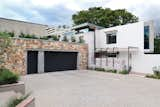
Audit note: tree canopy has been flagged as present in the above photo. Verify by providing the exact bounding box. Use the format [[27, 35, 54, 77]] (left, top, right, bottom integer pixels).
[[72, 7, 139, 28]]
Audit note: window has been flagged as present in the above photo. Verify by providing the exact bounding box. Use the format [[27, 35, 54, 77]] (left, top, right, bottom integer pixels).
[[144, 26, 150, 49], [106, 33, 117, 44]]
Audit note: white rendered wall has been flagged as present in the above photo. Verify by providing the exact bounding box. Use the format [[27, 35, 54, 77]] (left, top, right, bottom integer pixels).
[[95, 22, 144, 50], [95, 22, 160, 74], [132, 52, 160, 74]]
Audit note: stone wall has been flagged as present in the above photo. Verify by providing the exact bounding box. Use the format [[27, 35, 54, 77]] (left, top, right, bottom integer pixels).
[[3, 38, 88, 75]]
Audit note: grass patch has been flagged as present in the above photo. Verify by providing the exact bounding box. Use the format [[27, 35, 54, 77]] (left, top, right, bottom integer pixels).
[[0, 68, 19, 85], [146, 74, 160, 79], [8, 93, 30, 107]]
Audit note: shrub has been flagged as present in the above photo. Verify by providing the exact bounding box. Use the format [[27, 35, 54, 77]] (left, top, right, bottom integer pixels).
[[0, 32, 14, 37], [107, 69, 117, 73], [78, 36, 85, 43], [119, 70, 129, 74], [95, 67, 106, 71], [62, 36, 68, 42], [146, 74, 160, 79], [40, 36, 49, 40], [71, 36, 76, 42], [0, 68, 19, 85], [19, 33, 38, 39], [51, 35, 60, 41], [8, 32, 15, 37]]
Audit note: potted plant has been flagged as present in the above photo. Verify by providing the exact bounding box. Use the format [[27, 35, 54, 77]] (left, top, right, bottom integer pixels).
[[71, 36, 76, 42], [78, 36, 85, 43], [146, 66, 160, 79], [62, 36, 68, 42], [152, 66, 160, 76]]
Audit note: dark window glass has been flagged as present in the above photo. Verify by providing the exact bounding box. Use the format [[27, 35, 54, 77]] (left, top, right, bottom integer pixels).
[[107, 53, 117, 57], [106, 33, 116, 44], [94, 52, 117, 58], [144, 26, 150, 49]]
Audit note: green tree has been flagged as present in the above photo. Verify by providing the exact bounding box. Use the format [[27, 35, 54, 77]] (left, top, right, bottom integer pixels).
[[154, 38, 160, 53], [72, 7, 138, 28]]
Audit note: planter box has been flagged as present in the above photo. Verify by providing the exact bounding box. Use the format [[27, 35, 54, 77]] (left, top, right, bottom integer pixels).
[[0, 82, 25, 94], [16, 96, 35, 107]]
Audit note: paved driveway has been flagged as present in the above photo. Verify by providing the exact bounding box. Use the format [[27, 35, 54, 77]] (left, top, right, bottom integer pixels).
[[22, 70, 160, 107]]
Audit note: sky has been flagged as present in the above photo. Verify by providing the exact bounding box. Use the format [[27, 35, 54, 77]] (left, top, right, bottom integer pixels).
[[0, 0, 160, 26]]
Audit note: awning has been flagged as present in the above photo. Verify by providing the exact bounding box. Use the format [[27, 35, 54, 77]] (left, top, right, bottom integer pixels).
[[95, 47, 138, 53]]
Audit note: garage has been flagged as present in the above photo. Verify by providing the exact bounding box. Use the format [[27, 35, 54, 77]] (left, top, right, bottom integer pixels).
[[44, 51, 78, 72], [27, 51, 38, 74]]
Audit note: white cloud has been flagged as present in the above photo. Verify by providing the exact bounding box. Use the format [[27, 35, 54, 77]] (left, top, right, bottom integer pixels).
[[105, 0, 145, 9], [29, 0, 61, 7], [65, 2, 81, 11], [0, 0, 160, 25]]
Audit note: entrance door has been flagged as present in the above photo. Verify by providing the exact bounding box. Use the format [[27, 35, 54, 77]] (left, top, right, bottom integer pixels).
[[27, 51, 38, 74]]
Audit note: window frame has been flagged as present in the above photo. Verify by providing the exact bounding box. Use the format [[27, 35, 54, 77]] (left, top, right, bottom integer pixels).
[[106, 32, 117, 44]]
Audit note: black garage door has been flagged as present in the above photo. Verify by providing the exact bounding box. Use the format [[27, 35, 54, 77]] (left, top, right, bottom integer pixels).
[[27, 51, 38, 74], [44, 51, 78, 72]]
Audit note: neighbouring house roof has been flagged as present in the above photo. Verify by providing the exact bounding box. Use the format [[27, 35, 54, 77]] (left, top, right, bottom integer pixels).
[[0, 17, 48, 26], [72, 23, 104, 31]]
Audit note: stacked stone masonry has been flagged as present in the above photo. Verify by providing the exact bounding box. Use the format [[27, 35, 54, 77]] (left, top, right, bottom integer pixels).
[[3, 38, 88, 75]]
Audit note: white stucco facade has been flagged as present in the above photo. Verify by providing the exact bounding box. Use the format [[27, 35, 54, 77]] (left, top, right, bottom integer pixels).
[[76, 21, 160, 74]]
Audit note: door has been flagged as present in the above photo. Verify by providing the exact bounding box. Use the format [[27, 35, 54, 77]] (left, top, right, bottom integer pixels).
[[27, 51, 38, 74], [44, 51, 78, 72]]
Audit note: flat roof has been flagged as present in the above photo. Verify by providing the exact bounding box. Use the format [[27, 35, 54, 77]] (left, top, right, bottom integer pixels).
[[72, 23, 104, 30]]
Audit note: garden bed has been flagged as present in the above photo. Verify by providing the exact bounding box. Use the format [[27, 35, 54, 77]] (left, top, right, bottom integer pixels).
[[91, 67, 130, 75]]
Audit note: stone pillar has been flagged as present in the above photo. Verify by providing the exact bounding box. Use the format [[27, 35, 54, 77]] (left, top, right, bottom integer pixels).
[[38, 51, 44, 73]]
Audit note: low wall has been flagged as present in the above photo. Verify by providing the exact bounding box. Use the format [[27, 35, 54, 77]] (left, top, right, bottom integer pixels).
[[132, 53, 160, 74], [2, 38, 88, 75]]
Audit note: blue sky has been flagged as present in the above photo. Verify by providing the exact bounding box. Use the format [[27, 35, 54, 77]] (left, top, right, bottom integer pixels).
[[0, 0, 160, 26]]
